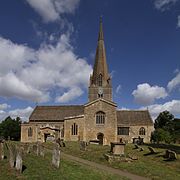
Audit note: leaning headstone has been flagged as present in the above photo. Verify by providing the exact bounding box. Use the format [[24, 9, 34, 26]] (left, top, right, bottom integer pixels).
[[148, 147, 156, 154], [52, 144, 60, 168], [9, 144, 16, 168], [15, 147, 23, 173], [169, 150, 177, 160], [0, 142, 4, 160]]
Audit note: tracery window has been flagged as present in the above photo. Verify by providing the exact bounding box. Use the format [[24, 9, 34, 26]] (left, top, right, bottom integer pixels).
[[98, 74, 102, 86], [139, 127, 145, 135], [96, 111, 105, 124], [28, 127, 33, 137], [71, 123, 78, 135]]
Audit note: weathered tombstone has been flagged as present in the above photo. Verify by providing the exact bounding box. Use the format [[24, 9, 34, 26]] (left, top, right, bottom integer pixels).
[[52, 144, 60, 168], [169, 150, 177, 160], [110, 142, 125, 155], [164, 150, 170, 158], [37, 142, 40, 156], [40, 145, 45, 157], [32, 144, 37, 155], [148, 147, 156, 154], [0, 142, 4, 160], [80, 141, 86, 151], [15, 147, 23, 173], [9, 144, 16, 168]]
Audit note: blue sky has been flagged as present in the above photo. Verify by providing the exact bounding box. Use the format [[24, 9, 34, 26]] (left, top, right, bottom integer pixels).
[[0, 0, 180, 121]]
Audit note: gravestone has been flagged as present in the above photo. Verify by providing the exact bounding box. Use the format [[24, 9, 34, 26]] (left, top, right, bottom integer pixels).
[[110, 142, 126, 155], [32, 144, 38, 155], [169, 150, 177, 160], [148, 147, 156, 154], [80, 141, 86, 151], [40, 145, 45, 157], [15, 147, 23, 173], [52, 144, 60, 168], [0, 142, 4, 160], [9, 144, 16, 168]]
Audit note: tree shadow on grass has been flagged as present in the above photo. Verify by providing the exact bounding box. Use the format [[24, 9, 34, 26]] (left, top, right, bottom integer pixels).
[[144, 143, 180, 154]]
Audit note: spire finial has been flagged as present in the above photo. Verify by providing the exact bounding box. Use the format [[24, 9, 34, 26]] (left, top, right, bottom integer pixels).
[[98, 16, 104, 41]]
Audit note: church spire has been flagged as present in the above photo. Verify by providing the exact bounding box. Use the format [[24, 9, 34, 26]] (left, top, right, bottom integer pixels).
[[91, 17, 110, 86], [88, 18, 112, 102]]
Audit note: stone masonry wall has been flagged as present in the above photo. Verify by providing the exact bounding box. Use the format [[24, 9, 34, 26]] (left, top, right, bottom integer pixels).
[[84, 100, 117, 145]]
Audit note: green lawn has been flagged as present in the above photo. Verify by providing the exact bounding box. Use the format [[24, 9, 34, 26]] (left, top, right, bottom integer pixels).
[[0, 144, 127, 180], [56, 141, 180, 180]]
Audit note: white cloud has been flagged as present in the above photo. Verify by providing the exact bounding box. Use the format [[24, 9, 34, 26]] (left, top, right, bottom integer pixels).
[[0, 103, 10, 110], [178, 15, 180, 27], [55, 87, 83, 103], [116, 84, 122, 94], [146, 100, 180, 119], [132, 83, 168, 105], [0, 34, 92, 103], [167, 72, 180, 91], [154, 0, 178, 10], [26, 0, 80, 23], [0, 106, 33, 122]]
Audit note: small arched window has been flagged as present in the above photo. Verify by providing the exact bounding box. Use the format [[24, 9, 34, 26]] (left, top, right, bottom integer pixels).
[[98, 74, 102, 86], [28, 127, 33, 137], [71, 123, 78, 135], [139, 127, 145, 135], [96, 111, 105, 124]]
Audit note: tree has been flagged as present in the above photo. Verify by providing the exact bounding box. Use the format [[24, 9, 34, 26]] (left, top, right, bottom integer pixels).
[[0, 116, 21, 141], [154, 110, 174, 132]]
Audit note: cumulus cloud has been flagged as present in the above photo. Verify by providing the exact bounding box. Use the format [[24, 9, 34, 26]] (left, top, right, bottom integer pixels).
[[26, 0, 80, 22], [132, 83, 168, 105], [0, 34, 92, 103], [0, 106, 33, 122], [154, 0, 179, 10], [0, 103, 10, 110], [146, 100, 180, 119], [55, 87, 83, 103], [167, 72, 180, 91]]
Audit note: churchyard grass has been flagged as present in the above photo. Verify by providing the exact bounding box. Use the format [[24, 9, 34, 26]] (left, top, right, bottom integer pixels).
[[59, 141, 180, 180], [0, 142, 127, 180]]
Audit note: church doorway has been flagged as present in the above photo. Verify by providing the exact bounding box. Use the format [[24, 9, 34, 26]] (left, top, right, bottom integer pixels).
[[97, 133, 104, 145]]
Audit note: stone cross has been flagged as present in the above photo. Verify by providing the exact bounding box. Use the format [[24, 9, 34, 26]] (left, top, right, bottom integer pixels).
[[15, 147, 23, 173], [52, 144, 60, 168]]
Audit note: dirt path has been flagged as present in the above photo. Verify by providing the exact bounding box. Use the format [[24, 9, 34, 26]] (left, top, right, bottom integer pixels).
[[62, 153, 150, 180]]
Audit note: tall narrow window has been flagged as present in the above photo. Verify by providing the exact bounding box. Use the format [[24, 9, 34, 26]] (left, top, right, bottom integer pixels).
[[139, 127, 145, 135], [28, 127, 33, 137], [96, 111, 105, 124], [71, 123, 78, 135], [98, 74, 102, 86]]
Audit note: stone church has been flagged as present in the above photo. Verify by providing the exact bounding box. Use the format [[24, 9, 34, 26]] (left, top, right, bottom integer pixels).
[[21, 20, 154, 145]]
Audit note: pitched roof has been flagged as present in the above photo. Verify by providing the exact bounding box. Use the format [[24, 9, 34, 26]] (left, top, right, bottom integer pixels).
[[29, 105, 84, 122], [117, 110, 153, 126]]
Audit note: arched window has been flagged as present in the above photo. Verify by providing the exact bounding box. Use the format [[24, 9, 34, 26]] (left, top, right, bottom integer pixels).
[[28, 127, 33, 137], [96, 111, 105, 124], [98, 74, 102, 86], [139, 127, 145, 135], [71, 123, 78, 135]]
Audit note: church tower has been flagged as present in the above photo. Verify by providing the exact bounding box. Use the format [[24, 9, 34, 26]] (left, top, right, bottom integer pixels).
[[88, 18, 112, 102]]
